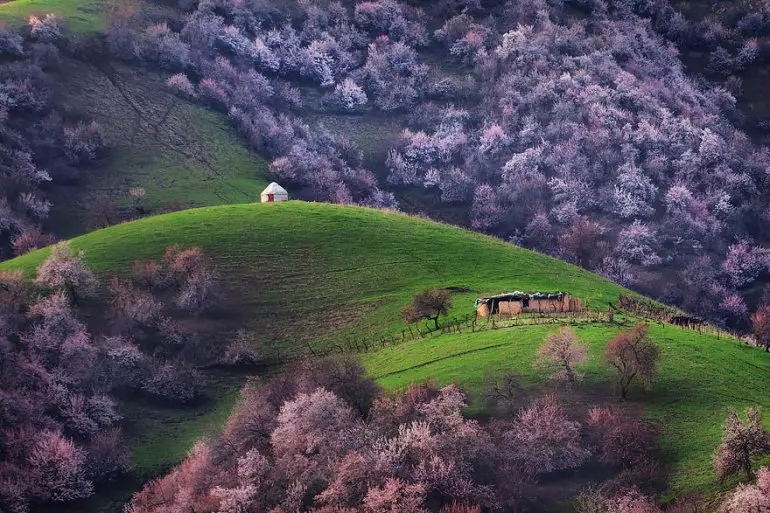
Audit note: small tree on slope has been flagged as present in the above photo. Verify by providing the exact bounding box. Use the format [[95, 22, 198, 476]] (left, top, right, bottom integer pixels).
[[533, 327, 589, 385], [713, 406, 770, 481], [401, 289, 452, 330], [601, 324, 659, 400], [751, 304, 770, 352]]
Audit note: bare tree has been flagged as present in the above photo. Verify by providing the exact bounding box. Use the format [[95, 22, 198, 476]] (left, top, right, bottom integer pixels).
[[401, 289, 452, 330]]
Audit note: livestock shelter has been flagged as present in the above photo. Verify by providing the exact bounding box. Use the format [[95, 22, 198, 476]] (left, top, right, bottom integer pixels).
[[260, 182, 289, 203], [474, 292, 580, 317]]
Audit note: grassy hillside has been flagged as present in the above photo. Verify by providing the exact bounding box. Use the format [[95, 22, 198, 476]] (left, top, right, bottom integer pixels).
[[0, 0, 104, 33], [363, 324, 770, 500], [2, 202, 768, 508], [1, 202, 632, 348], [47, 59, 270, 237]]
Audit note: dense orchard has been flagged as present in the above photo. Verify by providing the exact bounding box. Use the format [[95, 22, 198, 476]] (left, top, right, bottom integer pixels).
[[0, 244, 223, 511], [126, 357, 664, 513], [0, 20, 104, 260]]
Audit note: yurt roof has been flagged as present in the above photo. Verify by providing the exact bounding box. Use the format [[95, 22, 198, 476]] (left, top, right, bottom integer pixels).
[[261, 182, 288, 195]]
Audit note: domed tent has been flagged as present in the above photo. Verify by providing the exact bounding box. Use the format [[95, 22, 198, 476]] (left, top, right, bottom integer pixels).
[[260, 182, 289, 203]]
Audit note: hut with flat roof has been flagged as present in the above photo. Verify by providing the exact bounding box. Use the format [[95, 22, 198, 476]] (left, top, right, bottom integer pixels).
[[474, 292, 580, 317]]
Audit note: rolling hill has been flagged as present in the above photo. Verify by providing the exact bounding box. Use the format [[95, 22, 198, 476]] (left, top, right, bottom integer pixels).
[[1, 201, 768, 510]]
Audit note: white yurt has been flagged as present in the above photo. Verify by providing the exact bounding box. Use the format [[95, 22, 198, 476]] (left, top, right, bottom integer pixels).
[[260, 182, 289, 203]]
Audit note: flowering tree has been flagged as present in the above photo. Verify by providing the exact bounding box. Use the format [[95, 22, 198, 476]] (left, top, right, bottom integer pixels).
[[271, 388, 358, 461], [125, 441, 216, 513], [587, 407, 657, 468], [616, 222, 661, 267], [28, 430, 93, 503], [109, 278, 163, 334], [713, 406, 770, 480], [533, 327, 589, 385], [750, 304, 770, 351], [720, 466, 770, 513], [223, 329, 263, 366], [11, 227, 56, 256], [723, 243, 769, 289], [329, 78, 368, 112], [142, 361, 201, 403], [166, 73, 197, 99], [601, 325, 659, 400], [29, 14, 64, 43], [500, 395, 590, 476], [363, 479, 428, 513], [577, 489, 662, 513], [561, 216, 605, 268], [35, 242, 98, 302]]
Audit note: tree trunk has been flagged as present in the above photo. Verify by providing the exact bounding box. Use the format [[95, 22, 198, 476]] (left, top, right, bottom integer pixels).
[[744, 449, 754, 480], [620, 376, 630, 400]]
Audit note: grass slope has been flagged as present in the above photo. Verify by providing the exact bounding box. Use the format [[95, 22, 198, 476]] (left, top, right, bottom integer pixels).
[[0, 201, 632, 349], [1, 202, 767, 507], [48, 59, 269, 237], [0, 0, 104, 33], [363, 324, 770, 500]]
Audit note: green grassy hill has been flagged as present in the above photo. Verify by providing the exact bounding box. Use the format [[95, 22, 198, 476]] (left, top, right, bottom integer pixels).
[[2, 202, 768, 509], [0, 0, 105, 33]]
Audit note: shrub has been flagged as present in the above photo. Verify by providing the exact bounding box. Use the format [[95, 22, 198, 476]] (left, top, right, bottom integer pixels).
[[28, 14, 64, 43], [167, 73, 197, 99], [63, 122, 105, 164], [223, 330, 263, 366]]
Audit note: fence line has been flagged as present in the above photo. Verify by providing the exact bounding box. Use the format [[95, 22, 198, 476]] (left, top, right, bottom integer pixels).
[[301, 303, 761, 358]]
